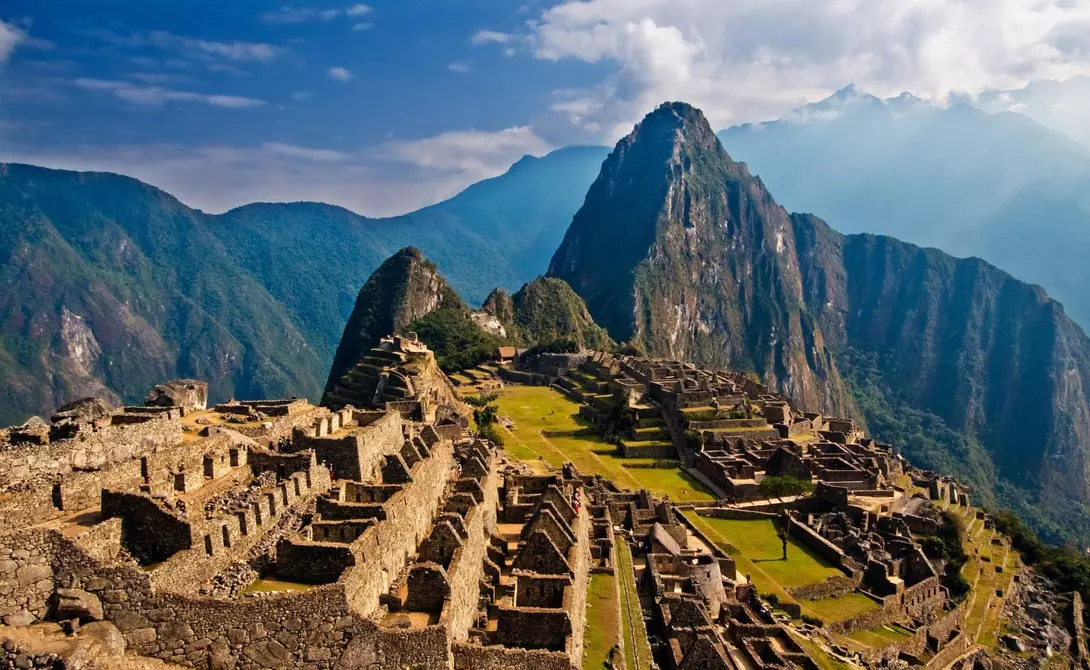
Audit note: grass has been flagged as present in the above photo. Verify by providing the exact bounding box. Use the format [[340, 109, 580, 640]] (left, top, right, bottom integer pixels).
[[614, 537, 653, 670], [789, 631, 857, 670], [242, 577, 313, 594], [494, 385, 714, 501], [683, 512, 879, 625], [935, 499, 1019, 650], [582, 573, 622, 669], [690, 516, 841, 590], [848, 624, 914, 649], [801, 593, 881, 624]]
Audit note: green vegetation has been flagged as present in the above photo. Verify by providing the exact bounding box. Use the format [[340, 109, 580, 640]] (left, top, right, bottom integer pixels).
[[917, 511, 971, 599], [758, 475, 814, 498], [686, 515, 840, 590], [510, 277, 613, 350], [411, 295, 508, 374], [582, 573, 621, 669], [992, 509, 1090, 610], [494, 385, 714, 501], [848, 624, 914, 649], [799, 593, 880, 624], [613, 537, 653, 670]]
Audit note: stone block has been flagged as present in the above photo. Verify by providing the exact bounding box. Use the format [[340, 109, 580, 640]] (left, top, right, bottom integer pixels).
[[50, 588, 104, 622]]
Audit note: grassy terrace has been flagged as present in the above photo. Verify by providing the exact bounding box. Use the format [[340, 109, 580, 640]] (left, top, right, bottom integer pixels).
[[683, 512, 879, 624], [493, 385, 714, 501], [847, 623, 914, 649], [614, 537, 653, 670], [582, 573, 621, 669], [938, 501, 1019, 650]]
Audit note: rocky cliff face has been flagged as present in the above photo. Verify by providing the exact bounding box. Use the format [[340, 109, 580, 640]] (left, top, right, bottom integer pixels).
[[548, 102, 850, 414], [322, 247, 454, 398], [549, 102, 1090, 542]]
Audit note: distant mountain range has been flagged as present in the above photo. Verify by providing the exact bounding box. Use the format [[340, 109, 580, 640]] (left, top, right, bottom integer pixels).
[[6, 90, 1090, 543], [0, 146, 607, 424], [720, 85, 1090, 330]]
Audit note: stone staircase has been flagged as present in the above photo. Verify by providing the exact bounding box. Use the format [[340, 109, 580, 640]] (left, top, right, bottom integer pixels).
[[618, 411, 677, 460]]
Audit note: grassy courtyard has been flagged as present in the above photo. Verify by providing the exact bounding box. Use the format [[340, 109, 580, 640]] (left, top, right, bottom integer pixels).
[[582, 573, 622, 669], [493, 385, 714, 501], [683, 512, 879, 624]]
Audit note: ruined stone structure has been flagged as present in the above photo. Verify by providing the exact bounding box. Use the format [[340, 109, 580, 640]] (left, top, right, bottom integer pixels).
[[0, 345, 1021, 669]]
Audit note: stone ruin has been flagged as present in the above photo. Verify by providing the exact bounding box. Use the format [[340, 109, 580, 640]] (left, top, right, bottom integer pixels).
[[0, 344, 1037, 669]]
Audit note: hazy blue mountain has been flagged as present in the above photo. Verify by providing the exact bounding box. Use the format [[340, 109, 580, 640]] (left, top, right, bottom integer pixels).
[[0, 146, 608, 423], [720, 87, 1090, 328]]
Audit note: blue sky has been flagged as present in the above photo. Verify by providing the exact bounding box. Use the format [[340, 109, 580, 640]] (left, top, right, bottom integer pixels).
[[2, 0, 1089, 216]]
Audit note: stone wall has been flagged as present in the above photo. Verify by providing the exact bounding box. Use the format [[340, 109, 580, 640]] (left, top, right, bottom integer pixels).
[[0, 414, 182, 496], [566, 505, 591, 664], [785, 516, 858, 575], [439, 454, 499, 641], [452, 642, 575, 670], [342, 439, 457, 617], [290, 410, 402, 482]]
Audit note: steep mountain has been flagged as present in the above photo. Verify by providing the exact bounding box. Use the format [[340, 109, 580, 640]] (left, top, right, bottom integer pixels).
[[0, 147, 608, 423], [719, 88, 1090, 330], [548, 103, 851, 415], [0, 164, 321, 426], [324, 249, 610, 387], [549, 102, 1090, 543], [321, 247, 458, 398], [481, 277, 613, 350]]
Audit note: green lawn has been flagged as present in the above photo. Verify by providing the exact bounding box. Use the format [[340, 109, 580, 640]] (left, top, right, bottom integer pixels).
[[691, 516, 841, 589], [614, 537, 653, 670], [801, 592, 880, 623], [494, 385, 714, 501], [848, 624, 914, 649], [582, 574, 621, 669]]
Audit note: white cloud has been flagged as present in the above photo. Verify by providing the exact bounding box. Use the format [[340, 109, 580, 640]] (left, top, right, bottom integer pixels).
[[448, 60, 471, 74], [87, 29, 283, 64], [0, 19, 26, 63], [261, 142, 346, 162], [472, 30, 514, 45], [263, 4, 371, 23], [128, 72, 194, 85], [177, 35, 281, 62], [327, 66, 353, 81], [352, 22, 376, 32], [0, 127, 553, 217], [516, 0, 1090, 141], [374, 126, 552, 180], [74, 78, 265, 108]]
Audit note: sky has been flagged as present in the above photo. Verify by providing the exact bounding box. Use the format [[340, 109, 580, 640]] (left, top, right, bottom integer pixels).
[[2, 0, 1090, 217]]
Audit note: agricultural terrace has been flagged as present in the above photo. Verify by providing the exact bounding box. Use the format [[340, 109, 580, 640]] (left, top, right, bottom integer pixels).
[[492, 385, 715, 501]]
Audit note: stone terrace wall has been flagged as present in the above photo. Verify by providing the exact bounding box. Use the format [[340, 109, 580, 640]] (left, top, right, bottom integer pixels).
[[567, 504, 591, 665], [0, 418, 186, 531], [148, 466, 332, 594], [453, 642, 575, 670], [0, 527, 366, 669], [291, 410, 402, 482], [336, 621, 451, 669]]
